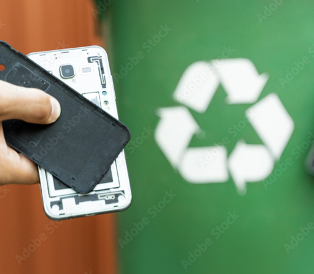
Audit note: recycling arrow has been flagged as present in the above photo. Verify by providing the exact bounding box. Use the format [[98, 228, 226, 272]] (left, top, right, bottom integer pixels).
[[155, 106, 199, 168], [212, 59, 269, 104], [179, 146, 228, 183], [228, 141, 274, 195], [173, 61, 219, 113], [246, 93, 294, 160]]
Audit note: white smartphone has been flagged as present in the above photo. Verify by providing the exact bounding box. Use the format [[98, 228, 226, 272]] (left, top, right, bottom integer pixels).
[[27, 46, 132, 220]]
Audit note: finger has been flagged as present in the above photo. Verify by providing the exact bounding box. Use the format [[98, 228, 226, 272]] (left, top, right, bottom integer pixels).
[[0, 80, 61, 124], [0, 124, 38, 185], [0, 148, 39, 185], [12, 153, 39, 185]]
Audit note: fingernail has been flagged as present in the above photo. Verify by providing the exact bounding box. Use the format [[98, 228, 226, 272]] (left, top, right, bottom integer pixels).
[[50, 97, 61, 122]]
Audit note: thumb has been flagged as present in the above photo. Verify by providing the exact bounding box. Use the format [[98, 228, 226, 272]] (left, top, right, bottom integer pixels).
[[0, 80, 61, 124]]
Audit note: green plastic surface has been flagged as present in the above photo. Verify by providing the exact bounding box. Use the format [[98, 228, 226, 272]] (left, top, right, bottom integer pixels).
[[98, 0, 314, 273]]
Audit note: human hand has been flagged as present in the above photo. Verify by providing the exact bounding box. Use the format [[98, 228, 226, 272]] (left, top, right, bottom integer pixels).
[[0, 80, 61, 185]]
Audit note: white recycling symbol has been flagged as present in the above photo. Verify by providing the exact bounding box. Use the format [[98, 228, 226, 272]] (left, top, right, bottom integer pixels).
[[155, 59, 294, 194]]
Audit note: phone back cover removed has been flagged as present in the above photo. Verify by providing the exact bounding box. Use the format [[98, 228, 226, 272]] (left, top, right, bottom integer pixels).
[[0, 41, 130, 194]]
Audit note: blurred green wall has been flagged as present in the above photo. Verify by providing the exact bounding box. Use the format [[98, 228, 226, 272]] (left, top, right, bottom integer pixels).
[[96, 0, 314, 273]]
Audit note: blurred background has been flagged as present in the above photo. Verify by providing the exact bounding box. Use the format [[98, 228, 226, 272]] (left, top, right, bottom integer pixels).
[[1, 0, 314, 273]]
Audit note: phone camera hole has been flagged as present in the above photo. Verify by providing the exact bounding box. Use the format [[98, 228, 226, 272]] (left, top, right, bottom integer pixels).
[[104, 100, 109, 106], [60, 64, 75, 79]]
